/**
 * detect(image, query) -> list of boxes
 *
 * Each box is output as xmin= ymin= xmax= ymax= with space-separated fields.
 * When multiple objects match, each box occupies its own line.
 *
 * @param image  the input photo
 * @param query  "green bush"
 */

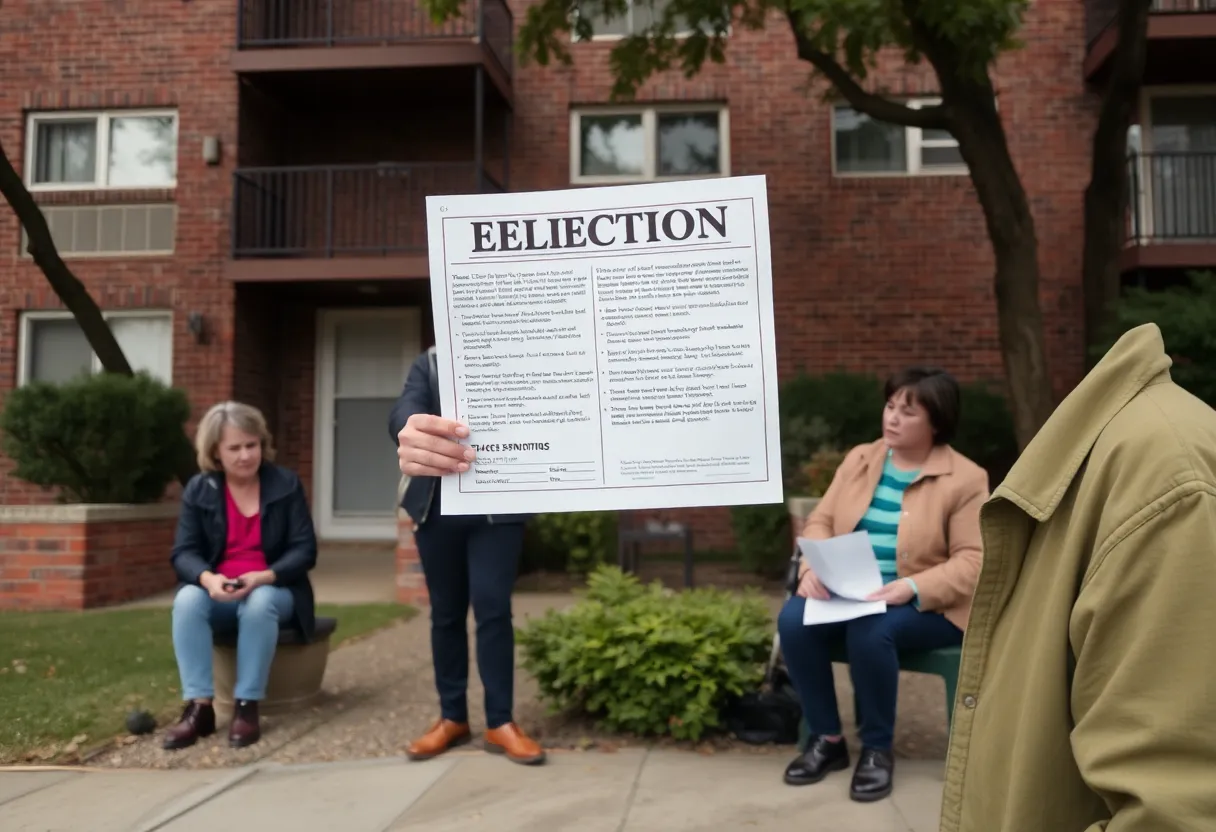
xmin=518 ymin=566 xmax=772 ymax=740
xmin=729 ymin=503 xmax=791 ymax=578
xmin=0 ymin=371 xmax=192 ymax=504
xmin=522 ymin=511 xmax=618 ymax=575
xmin=1097 ymin=270 xmax=1216 ymax=408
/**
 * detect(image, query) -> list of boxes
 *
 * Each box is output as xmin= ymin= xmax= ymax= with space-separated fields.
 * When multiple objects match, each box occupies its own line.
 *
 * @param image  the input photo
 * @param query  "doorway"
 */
xmin=314 ymin=307 xmax=422 ymax=540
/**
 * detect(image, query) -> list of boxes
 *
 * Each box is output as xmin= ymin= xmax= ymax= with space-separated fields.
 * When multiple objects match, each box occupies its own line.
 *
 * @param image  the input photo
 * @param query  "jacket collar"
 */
xmin=200 ymin=463 xmax=294 ymax=507
xmin=859 ymin=438 xmax=954 ymax=480
xmin=993 ymin=323 xmax=1173 ymax=522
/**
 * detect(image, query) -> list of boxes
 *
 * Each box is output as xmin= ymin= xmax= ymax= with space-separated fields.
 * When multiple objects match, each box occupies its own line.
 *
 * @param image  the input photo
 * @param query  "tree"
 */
xmin=0 ymin=139 xmax=197 ymax=486
xmin=1081 ymin=0 xmax=1153 ymax=358
xmin=426 ymin=0 xmax=1150 ymax=449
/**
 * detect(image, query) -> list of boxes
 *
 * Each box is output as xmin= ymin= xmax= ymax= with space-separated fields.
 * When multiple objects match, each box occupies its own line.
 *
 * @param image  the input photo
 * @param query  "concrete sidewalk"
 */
xmin=1 ymin=748 xmax=943 ymax=831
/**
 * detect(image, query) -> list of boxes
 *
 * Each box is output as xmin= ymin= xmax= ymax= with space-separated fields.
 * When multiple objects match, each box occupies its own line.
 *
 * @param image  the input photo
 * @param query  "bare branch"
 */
xmin=786 ymin=10 xmax=948 ymax=130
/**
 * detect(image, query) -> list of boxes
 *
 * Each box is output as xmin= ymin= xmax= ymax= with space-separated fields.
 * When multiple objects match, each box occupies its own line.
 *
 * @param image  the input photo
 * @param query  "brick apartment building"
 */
xmin=0 ymin=0 xmax=1213 ymax=548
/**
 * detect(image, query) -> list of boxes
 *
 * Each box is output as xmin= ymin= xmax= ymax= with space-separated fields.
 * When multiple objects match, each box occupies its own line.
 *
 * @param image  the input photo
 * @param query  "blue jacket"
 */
xmin=170 ymin=463 xmax=319 ymax=642
xmin=388 ymin=349 xmax=527 ymax=526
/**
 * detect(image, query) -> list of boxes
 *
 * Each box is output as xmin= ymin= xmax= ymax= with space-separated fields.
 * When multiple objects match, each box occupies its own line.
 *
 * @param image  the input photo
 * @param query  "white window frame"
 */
xmin=570 ymin=104 xmax=731 ymax=185
xmin=24 ymin=109 xmax=179 ymax=192
xmin=17 ymin=309 xmax=175 ymax=387
xmin=571 ymin=0 xmax=724 ymax=41
xmin=830 ymin=97 xmax=969 ymax=178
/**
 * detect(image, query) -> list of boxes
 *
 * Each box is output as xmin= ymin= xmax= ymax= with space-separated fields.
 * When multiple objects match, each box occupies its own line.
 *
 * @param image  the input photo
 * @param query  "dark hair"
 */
xmin=883 ymin=366 xmax=960 ymax=446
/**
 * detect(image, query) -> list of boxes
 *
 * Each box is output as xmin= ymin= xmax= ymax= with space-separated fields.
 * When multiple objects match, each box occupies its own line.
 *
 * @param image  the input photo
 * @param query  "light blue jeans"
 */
xmin=172 ymin=584 xmax=294 ymax=701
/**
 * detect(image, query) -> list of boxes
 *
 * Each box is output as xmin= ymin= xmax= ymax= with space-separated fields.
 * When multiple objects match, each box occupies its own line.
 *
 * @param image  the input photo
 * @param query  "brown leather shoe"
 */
xmin=228 ymin=700 xmax=261 ymax=748
xmin=406 ymin=718 xmax=472 ymax=761
xmin=484 ymin=723 xmax=546 ymax=765
xmin=162 ymin=701 xmax=216 ymax=750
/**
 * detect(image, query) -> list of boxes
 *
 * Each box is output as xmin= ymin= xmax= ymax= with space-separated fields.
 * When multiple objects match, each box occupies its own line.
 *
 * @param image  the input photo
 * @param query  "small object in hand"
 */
xmin=223 ymin=579 xmax=245 ymax=591
xmin=126 ymin=710 xmax=157 ymax=735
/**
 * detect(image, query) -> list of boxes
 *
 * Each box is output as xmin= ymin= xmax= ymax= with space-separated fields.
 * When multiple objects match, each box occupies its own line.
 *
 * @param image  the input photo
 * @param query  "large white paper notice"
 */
xmin=797 ymin=532 xmax=887 ymax=625
xmin=425 ymin=175 xmax=782 ymax=516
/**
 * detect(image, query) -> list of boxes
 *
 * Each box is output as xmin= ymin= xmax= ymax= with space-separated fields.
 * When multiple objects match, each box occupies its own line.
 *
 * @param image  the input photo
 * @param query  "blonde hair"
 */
xmin=195 ymin=401 xmax=276 ymax=473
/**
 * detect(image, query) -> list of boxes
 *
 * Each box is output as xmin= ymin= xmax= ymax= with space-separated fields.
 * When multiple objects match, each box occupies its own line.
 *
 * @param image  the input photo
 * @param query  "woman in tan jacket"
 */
xmin=777 ymin=367 xmax=988 ymax=802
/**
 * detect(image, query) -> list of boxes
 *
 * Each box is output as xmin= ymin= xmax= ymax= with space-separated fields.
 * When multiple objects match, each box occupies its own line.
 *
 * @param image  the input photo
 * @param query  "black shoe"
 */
xmin=783 ymin=736 xmax=850 ymax=786
xmin=162 ymin=701 xmax=216 ymax=750
xmin=228 ymin=700 xmax=261 ymax=748
xmin=850 ymin=747 xmax=895 ymax=802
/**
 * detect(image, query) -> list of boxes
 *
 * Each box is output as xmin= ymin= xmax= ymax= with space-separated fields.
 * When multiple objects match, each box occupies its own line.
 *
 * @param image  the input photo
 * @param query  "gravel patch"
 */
xmin=86 ymin=593 xmax=950 ymax=769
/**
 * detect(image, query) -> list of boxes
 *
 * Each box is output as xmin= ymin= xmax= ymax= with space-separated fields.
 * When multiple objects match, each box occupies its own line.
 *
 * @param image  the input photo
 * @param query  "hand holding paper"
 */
xmin=797 ymin=532 xmax=888 ymax=625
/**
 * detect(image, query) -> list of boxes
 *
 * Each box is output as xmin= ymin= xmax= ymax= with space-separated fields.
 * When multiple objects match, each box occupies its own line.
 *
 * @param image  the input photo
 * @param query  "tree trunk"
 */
xmin=946 ymin=82 xmax=1055 ymax=449
xmin=1081 ymin=0 xmax=1153 ymax=359
xmin=0 ymin=139 xmax=197 ymax=486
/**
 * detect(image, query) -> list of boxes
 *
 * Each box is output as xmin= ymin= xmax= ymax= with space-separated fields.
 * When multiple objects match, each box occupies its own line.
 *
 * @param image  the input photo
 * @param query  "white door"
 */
xmin=315 ymin=307 xmax=422 ymax=540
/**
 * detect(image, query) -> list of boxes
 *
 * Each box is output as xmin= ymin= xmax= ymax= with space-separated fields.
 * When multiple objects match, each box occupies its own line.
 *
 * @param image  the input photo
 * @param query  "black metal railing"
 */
xmin=237 ymin=0 xmax=514 ymax=75
xmin=231 ymin=162 xmax=504 ymax=259
xmin=1127 ymin=151 xmax=1216 ymax=243
xmin=1087 ymin=0 xmax=1216 ymax=47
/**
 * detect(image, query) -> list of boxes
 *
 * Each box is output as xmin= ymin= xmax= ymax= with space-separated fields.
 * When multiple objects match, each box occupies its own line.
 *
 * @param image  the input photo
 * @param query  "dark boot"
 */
xmin=850 ymin=747 xmax=895 ymax=802
xmin=162 ymin=701 xmax=216 ymax=750
xmin=228 ymin=699 xmax=261 ymax=748
xmin=783 ymin=736 xmax=850 ymax=786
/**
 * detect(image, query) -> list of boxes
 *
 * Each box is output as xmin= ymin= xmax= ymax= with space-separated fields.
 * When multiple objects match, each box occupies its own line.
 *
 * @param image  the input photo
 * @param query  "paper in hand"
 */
xmin=797 ymin=532 xmax=887 ymax=625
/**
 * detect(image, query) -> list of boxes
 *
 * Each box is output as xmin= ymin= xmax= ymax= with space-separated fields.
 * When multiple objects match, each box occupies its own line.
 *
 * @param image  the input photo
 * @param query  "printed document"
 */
xmin=797 ymin=532 xmax=887 ymax=625
xmin=425 ymin=175 xmax=782 ymax=515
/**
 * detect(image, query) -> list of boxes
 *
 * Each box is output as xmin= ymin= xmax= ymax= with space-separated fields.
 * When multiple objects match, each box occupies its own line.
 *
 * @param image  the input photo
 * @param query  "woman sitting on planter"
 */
xmin=777 ymin=367 xmax=987 ymax=802
xmin=163 ymin=401 xmax=318 ymax=751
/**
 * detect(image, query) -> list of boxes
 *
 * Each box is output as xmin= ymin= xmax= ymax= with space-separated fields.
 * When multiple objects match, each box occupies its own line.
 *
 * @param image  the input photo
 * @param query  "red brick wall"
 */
xmin=0 ymin=0 xmax=238 ymax=503
xmin=0 ymin=507 xmax=179 ymax=609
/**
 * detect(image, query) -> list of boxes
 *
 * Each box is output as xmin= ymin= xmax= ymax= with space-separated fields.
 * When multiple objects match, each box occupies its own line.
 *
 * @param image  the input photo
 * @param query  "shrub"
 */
xmin=0 ymin=371 xmax=192 ymax=504
xmin=729 ymin=503 xmax=791 ymax=577
xmin=799 ymin=447 xmax=850 ymax=498
xmin=1098 ymin=270 xmax=1216 ymax=408
xmin=518 ymin=566 xmax=772 ymax=741
xmin=522 ymin=511 xmax=618 ymax=575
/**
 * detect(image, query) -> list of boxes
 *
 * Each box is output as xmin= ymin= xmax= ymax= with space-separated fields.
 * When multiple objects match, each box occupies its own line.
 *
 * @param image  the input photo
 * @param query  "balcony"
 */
xmin=1123 ymin=151 xmax=1216 ymax=270
xmin=226 ymin=162 xmax=504 ymax=281
xmin=233 ymin=0 xmax=513 ymax=98
xmin=1085 ymin=0 xmax=1216 ymax=83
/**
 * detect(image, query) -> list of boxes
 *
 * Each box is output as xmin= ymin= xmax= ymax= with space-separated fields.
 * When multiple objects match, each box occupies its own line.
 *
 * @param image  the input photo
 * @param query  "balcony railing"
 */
xmin=1127 ymin=151 xmax=1216 ymax=243
xmin=237 ymin=0 xmax=514 ymax=75
xmin=231 ymin=163 xmax=504 ymax=259
xmin=1087 ymin=0 xmax=1216 ymax=46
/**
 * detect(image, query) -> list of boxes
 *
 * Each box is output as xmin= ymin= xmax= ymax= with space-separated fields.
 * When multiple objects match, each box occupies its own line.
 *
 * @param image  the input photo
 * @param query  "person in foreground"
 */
xmin=778 ymin=367 xmax=988 ymax=802
xmin=940 ymin=323 xmax=1216 ymax=831
xmin=389 ymin=347 xmax=544 ymax=766
xmin=163 ymin=401 xmax=318 ymax=750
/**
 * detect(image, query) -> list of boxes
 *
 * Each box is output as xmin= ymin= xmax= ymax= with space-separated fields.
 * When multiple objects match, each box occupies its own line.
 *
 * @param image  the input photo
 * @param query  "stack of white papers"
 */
xmin=796 ymin=532 xmax=887 ymax=625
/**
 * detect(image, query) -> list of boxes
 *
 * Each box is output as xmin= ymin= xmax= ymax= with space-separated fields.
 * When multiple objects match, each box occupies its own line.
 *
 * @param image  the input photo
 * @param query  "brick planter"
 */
xmin=396 ymin=508 xmax=428 ymax=607
xmin=0 ymin=503 xmax=180 ymax=610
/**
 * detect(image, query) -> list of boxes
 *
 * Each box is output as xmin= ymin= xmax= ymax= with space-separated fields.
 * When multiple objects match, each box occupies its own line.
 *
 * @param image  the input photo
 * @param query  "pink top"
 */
xmin=215 ymin=487 xmax=267 ymax=578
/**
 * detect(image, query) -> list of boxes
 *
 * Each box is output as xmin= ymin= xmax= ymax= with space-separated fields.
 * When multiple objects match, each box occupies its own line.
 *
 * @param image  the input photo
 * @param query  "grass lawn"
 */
xmin=0 ymin=602 xmax=415 ymax=764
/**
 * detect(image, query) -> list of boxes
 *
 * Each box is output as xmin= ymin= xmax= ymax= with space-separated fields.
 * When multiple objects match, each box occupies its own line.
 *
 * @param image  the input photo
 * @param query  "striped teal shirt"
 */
xmin=855 ymin=453 xmax=919 ymax=582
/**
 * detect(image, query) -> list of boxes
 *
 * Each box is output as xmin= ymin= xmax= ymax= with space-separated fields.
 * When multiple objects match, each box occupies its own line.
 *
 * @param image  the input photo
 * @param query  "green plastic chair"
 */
xmin=795 ymin=643 xmax=962 ymax=752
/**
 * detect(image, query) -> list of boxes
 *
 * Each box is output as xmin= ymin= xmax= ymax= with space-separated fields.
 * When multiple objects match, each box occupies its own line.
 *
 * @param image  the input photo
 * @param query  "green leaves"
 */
xmin=525 ymin=510 xmax=618 ymax=575
xmin=517 ymin=565 xmax=772 ymax=740
xmin=0 ymin=371 xmax=192 ymax=504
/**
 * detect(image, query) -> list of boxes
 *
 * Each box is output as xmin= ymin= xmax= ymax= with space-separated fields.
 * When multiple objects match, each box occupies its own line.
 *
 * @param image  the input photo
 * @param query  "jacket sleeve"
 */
xmin=800 ymin=444 xmax=864 ymax=540
xmin=271 ymin=477 xmax=319 ymax=586
xmin=169 ymin=482 xmax=212 ymax=585
xmin=908 ymin=465 xmax=987 ymax=611
xmin=1068 ymin=487 xmax=1216 ymax=830
xmin=388 ymin=352 xmax=434 ymax=446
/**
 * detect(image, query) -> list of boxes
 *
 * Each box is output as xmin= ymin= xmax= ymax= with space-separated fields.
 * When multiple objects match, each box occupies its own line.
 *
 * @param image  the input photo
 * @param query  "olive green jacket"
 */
xmin=941 ymin=323 xmax=1216 ymax=832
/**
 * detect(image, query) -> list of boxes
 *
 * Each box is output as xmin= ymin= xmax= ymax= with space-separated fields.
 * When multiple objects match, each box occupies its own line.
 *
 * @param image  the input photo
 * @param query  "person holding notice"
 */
xmin=164 ymin=402 xmax=319 ymax=750
xmin=389 ymin=346 xmax=544 ymax=766
xmin=941 ymin=324 xmax=1216 ymax=831
xmin=777 ymin=368 xmax=988 ymax=801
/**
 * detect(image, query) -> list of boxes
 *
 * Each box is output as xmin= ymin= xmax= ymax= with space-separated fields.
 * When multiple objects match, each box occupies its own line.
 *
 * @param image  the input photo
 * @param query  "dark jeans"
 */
xmin=777 ymin=598 xmax=963 ymax=750
xmin=414 ymin=515 xmax=524 ymax=729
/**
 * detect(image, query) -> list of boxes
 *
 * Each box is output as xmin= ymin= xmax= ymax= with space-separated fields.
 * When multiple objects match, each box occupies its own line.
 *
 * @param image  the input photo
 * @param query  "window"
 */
xmin=18 ymin=311 xmax=173 ymax=386
xmin=25 ymin=110 xmax=178 ymax=191
xmin=571 ymin=106 xmax=729 ymax=184
xmin=574 ymin=0 xmax=712 ymax=38
xmin=832 ymin=99 xmax=966 ymax=176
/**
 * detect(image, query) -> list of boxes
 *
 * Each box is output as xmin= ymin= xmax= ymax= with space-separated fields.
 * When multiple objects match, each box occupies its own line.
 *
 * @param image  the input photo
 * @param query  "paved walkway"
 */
xmin=1 ymin=748 xmax=943 ymax=831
